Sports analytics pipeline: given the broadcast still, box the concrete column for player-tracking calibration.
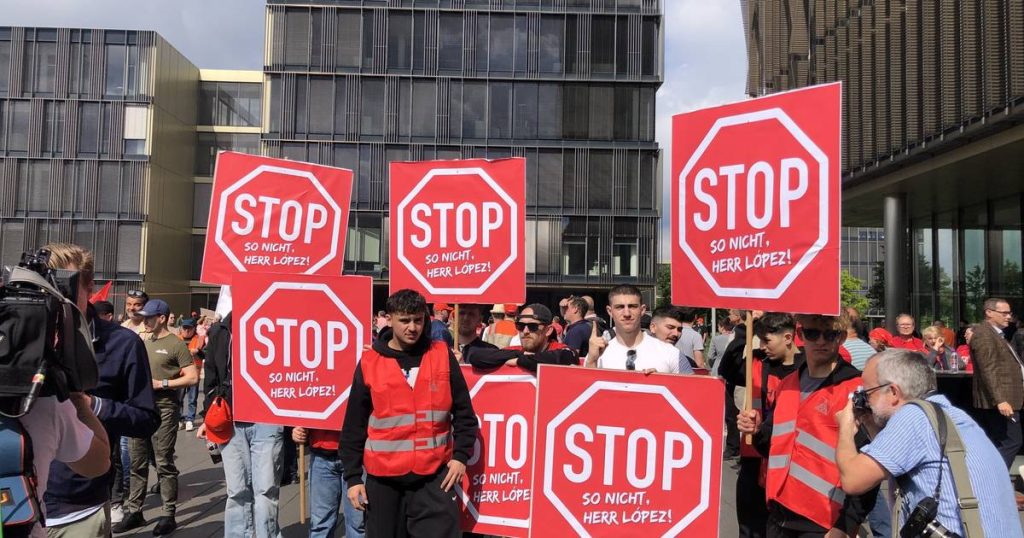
[883,194,909,330]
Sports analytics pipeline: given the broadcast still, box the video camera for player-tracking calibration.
[0,249,98,416]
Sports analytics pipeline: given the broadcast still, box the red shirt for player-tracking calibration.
[955,344,974,372]
[889,335,925,352]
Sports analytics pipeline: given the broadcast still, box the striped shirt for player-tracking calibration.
[841,338,875,370]
[861,395,1022,537]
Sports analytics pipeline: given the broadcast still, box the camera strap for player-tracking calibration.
[895,399,984,538]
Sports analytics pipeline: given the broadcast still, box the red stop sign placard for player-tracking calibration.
[457,365,536,537]
[201,152,353,285]
[671,83,841,315]
[530,366,724,538]
[389,158,525,304]
[231,272,371,430]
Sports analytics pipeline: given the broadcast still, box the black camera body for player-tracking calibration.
[899,493,960,538]
[852,388,869,411]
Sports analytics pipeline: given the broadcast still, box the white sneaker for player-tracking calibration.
[185,421,195,432]
[110,504,124,524]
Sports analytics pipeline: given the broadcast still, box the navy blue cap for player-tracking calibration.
[134,299,170,318]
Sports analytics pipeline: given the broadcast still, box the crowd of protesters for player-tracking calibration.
[10,241,1024,537]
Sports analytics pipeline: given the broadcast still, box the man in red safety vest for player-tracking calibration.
[340,289,478,537]
[739,313,876,537]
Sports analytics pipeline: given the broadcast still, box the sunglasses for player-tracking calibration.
[127,289,147,299]
[515,322,545,333]
[626,349,637,371]
[801,328,843,343]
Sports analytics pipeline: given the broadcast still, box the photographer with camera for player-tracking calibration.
[1,247,112,538]
[835,349,1021,537]
[41,243,159,537]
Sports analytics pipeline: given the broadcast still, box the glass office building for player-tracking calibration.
[262,0,665,306]
[743,1,1024,327]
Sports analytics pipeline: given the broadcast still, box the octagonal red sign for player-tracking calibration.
[456,365,536,537]
[231,272,371,430]
[530,366,724,538]
[671,83,841,315]
[389,158,525,304]
[201,152,353,285]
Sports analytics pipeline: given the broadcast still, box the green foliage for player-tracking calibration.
[655,264,672,309]
[841,269,869,313]
[866,261,885,312]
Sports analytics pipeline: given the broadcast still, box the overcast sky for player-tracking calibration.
[0,0,748,261]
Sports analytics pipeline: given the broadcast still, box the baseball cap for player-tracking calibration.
[490,304,505,314]
[517,304,553,324]
[204,396,234,444]
[433,303,453,312]
[134,299,170,318]
[180,318,197,328]
[503,304,518,315]
[869,327,893,345]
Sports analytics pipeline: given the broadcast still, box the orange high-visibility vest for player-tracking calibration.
[765,370,861,529]
[361,341,453,477]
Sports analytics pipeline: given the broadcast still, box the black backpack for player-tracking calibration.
[0,415,39,538]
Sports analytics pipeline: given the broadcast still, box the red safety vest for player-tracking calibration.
[361,341,453,477]
[765,370,861,529]
[310,428,339,453]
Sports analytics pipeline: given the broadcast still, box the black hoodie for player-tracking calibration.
[340,327,478,487]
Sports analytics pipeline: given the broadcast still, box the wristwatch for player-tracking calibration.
[162,379,169,389]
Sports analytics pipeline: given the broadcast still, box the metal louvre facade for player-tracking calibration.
[262,0,664,303]
[742,0,1024,178]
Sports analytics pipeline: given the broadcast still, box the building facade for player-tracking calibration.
[0,27,198,314]
[262,0,664,306]
[743,0,1024,327]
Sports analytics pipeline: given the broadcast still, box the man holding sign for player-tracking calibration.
[340,290,478,537]
[585,285,681,374]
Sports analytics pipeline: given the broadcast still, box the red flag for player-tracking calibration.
[90,281,112,303]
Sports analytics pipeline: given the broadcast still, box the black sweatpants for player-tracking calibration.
[736,457,768,538]
[364,470,460,538]
[725,382,741,458]
[766,503,831,538]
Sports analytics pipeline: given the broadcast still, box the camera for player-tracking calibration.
[852,388,869,411]
[900,496,960,538]
[16,249,82,303]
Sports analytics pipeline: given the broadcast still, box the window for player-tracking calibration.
[513,83,538,139]
[438,13,463,72]
[116,224,142,274]
[463,82,486,138]
[195,133,260,176]
[489,15,513,73]
[616,15,630,75]
[34,42,57,94]
[0,41,10,93]
[489,83,512,139]
[564,15,577,74]
[362,12,375,69]
[411,79,436,138]
[190,235,205,280]
[539,16,564,74]
[592,16,615,74]
[413,11,428,73]
[285,9,310,66]
[333,77,348,135]
[9,100,30,153]
[563,85,589,139]
[123,104,148,156]
[613,242,638,277]
[193,183,212,228]
[514,15,529,73]
[105,44,126,96]
[27,161,49,214]
[590,85,614,139]
[1,222,25,269]
[125,44,139,96]
[309,78,333,134]
[475,15,489,71]
[537,150,563,208]
[614,86,638,140]
[346,213,383,267]
[198,82,262,127]
[336,11,361,68]
[99,163,120,215]
[564,242,586,275]
[388,12,412,71]
[589,150,613,210]
[538,84,562,139]
[642,18,658,76]
[448,80,462,139]
[42,101,64,155]
[361,79,385,136]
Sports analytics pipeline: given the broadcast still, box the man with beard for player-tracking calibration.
[465,304,578,372]
[647,306,695,374]
[835,349,1020,536]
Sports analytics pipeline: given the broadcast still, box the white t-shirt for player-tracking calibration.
[598,332,680,374]
[19,397,94,537]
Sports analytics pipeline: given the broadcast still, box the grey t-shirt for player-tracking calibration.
[799,370,826,401]
[674,325,704,362]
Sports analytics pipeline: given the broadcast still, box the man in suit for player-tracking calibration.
[970,297,1024,468]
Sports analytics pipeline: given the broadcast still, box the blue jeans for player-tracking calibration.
[120,435,131,493]
[183,385,198,422]
[221,422,283,538]
[867,493,891,537]
[308,452,364,538]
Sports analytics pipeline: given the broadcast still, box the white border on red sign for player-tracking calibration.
[677,108,829,299]
[215,164,343,274]
[455,373,536,530]
[395,167,519,295]
[542,381,713,538]
[238,281,364,420]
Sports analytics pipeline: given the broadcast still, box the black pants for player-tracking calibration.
[766,503,830,538]
[977,408,1023,469]
[364,471,460,538]
[725,382,741,458]
[737,457,768,538]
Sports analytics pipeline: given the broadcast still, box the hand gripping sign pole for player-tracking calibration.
[743,312,754,445]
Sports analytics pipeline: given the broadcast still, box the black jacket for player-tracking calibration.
[464,343,578,372]
[340,328,478,487]
[201,314,232,415]
[45,316,160,518]
[754,358,878,533]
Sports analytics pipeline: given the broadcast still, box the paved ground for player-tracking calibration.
[117,420,741,537]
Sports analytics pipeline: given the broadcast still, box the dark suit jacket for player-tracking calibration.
[970,322,1024,410]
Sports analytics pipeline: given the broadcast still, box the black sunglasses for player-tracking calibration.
[801,328,843,343]
[626,349,637,371]
[515,322,544,333]
[127,289,148,299]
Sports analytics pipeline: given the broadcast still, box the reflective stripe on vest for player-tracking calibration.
[361,341,454,477]
[765,371,861,529]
